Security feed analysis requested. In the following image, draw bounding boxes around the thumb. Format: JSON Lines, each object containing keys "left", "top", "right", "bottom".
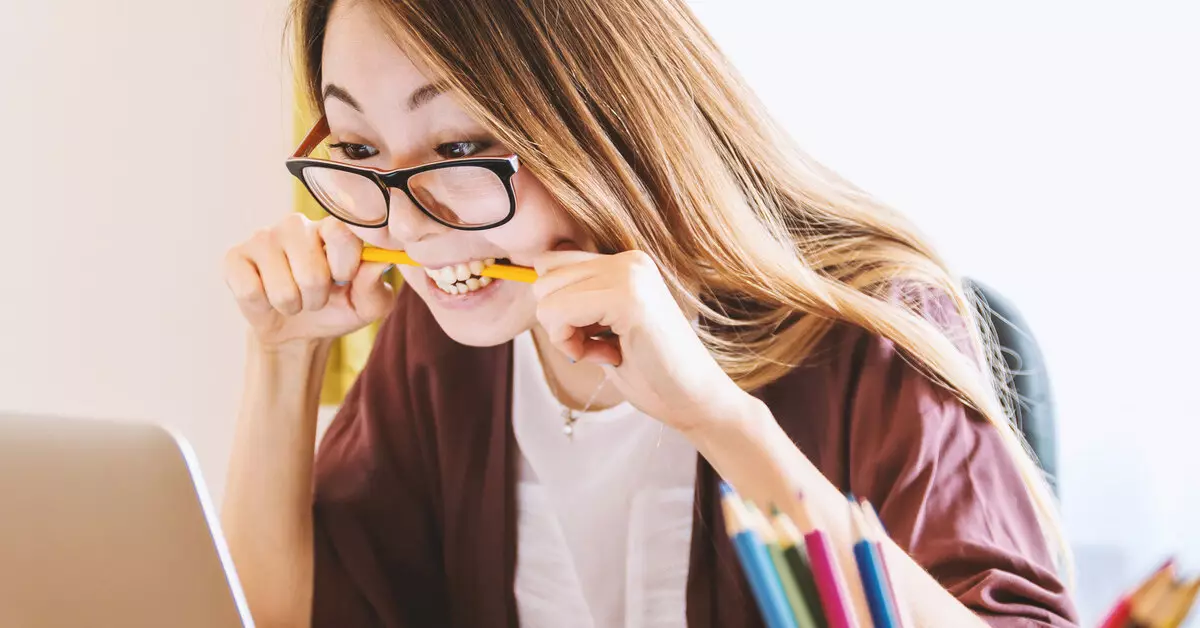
{"left": 348, "top": 262, "right": 396, "bottom": 320}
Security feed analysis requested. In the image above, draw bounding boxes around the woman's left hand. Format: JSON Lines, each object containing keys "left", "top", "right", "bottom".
{"left": 532, "top": 249, "right": 754, "bottom": 434}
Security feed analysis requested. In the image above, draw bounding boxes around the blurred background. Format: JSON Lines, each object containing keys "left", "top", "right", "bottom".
{"left": 1, "top": 0, "right": 1196, "bottom": 623}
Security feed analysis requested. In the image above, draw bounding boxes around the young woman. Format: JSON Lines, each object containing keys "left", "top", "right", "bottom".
{"left": 221, "top": 0, "right": 1077, "bottom": 626}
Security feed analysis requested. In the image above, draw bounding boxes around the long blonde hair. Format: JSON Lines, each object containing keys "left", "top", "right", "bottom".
{"left": 293, "top": 0, "right": 1066, "bottom": 563}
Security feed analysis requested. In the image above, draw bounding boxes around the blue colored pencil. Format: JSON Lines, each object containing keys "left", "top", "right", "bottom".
{"left": 719, "top": 483, "right": 798, "bottom": 628}
{"left": 850, "top": 502, "right": 901, "bottom": 628}
{"left": 859, "top": 500, "right": 909, "bottom": 627}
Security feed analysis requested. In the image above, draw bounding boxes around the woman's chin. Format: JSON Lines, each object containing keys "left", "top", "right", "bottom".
{"left": 413, "top": 277, "right": 534, "bottom": 347}
{"left": 440, "top": 324, "right": 525, "bottom": 347}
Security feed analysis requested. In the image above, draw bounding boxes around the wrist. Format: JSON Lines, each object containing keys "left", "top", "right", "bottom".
{"left": 677, "top": 387, "right": 769, "bottom": 450}
{"left": 244, "top": 332, "right": 333, "bottom": 403}
{"left": 680, "top": 390, "right": 803, "bottom": 508}
{"left": 247, "top": 331, "right": 334, "bottom": 360}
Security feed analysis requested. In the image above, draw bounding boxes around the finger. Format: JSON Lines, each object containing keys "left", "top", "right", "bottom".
{"left": 318, "top": 217, "right": 363, "bottom": 284}
{"left": 348, "top": 261, "right": 396, "bottom": 321}
{"left": 280, "top": 218, "right": 332, "bottom": 311}
{"left": 553, "top": 327, "right": 587, "bottom": 362}
{"left": 542, "top": 322, "right": 621, "bottom": 366}
{"left": 222, "top": 249, "right": 272, "bottom": 318}
{"left": 531, "top": 249, "right": 601, "bottom": 277}
{"left": 538, "top": 281, "right": 615, "bottom": 332}
{"left": 531, "top": 257, "right": 609, "bottom": 301}
{"left": 245, "top": 232, "right": 302, "bottom": 316}
{"left": 537, "top": 282, "right": 620, "bottom": 358}
{"left": 578, "top": 336, "right": 622, "bottom": 367}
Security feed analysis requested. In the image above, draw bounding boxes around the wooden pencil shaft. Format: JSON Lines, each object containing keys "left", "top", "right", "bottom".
{"left": 721, "top": 494, "right": 752, "bottom": 535}
{"left": 1131, "top": 568, "right": 1180, "bottom": 621}
{"left": 1162, "top": 578, "right": 1200, "bottom": 628}
{"left": 771, "top": 510, "right": 805, "bottom": 548}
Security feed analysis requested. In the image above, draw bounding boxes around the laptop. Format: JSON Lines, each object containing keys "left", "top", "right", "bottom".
{"left": 0, "top": 413, "right": 254, "bottom": 627}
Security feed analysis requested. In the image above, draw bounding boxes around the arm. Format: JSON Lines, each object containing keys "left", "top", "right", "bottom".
{"left": 682, "top": 330, "right": 1075, "bottom": 627}
{"left": 688, "top": 395, "right": 990, "bottom": 628}
{"left": 221, "top": 336, "right": 330, "bottom": 628}
{"left": 528, "top": 250, "right": 1075, "bottom": 627}
{"left": 219, "top": 213, "right": 395, "bottom": 628}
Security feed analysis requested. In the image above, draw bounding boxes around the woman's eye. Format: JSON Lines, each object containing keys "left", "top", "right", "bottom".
{"left": 328, "top": 142, "right": 379, "bottom": 160}
{"left": 436, "top": 141, "right": 490, "bottom": 159}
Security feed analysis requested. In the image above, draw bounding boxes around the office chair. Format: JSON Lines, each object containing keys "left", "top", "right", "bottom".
{"left": 964, "top": 279, "right": 1059, "bottom": 494}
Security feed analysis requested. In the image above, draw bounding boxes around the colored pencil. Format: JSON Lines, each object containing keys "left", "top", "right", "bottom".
{"left": 746, "top": 504, "right": 820, "bottom": 628}
{"left": 771, "top": 508, "right": 829, "bottom": 628}
{"left": 719, "top": 483, "right": 797, "bottom": 628}
{"left": 1098, "top": 558, "right": 1174, "bottom": 628}
{"left": 850, "top": 502, "right": 900, "bottom": 628}
{"left": 1096, "top": 595, "right": 1132, "bottom": 628}
{"left": 790, "top": 493, "right": 858, "bottom": 628}
{"left": 361, "top": 246, "right": 538, "bottom": 283}
{"left": 1127, "top": 560, "right": 1180, "bottom": 627}
{"left": 859, "top": 501, "right": 909, "bottom": 628}
{"left": 1159, "top": 577, "right": 1200, "bottom": 628}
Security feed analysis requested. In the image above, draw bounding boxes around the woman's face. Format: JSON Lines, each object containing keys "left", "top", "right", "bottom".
{"left": 321, "top": 0, "right": 589, "bottom": 346}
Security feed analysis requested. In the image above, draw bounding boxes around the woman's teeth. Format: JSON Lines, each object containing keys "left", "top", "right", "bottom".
{"left": 424, "top": 258, "right": 498, "bottom": 295}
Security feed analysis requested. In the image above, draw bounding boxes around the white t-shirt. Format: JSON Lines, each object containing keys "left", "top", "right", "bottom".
{"left": 511, "top": 331, "right": 698, "bottom": 628}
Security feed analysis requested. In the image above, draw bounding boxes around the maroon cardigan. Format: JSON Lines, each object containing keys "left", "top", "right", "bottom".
{"left": 310, "top": 288, "right": 1078, "bottom": 627}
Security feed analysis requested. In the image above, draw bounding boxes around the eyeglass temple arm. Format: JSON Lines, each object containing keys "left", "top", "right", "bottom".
{"left": 292, "top": 115, "right": 330, "bottom": 159}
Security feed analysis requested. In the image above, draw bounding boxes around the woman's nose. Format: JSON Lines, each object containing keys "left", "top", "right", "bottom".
{"left": 385, "top": 189, "right": 446, "bottom": 243}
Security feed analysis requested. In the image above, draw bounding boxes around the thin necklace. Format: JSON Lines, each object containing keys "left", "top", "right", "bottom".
{"left": 543, "top": 360, "right": 665, "bottom": 448}
{"left": 548, "top": 371, "right": 609, "bottom": 440}
{"left": 532, "top": 332, "right": 611, "bottom": 440}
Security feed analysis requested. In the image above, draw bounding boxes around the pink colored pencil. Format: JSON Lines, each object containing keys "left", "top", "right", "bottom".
{"left": 792, "top": 494, "right": 856, "bottom": 628}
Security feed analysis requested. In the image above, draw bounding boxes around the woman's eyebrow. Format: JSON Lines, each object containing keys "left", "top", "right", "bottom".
{"left": 321, "top": 81, "right": 449, "bottom": 113}
{"left": 322, "top": 83, "right": 362, "bottom": 112}
{"left": 405, "top": 81, "right": 448, "bottom": 110}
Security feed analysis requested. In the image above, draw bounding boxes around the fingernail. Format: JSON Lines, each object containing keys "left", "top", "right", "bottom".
{"left": 333, "top": 280, "right": 350, "bottom": 287}
{"left": 568, "top": 357, "right": 576, "bottom": 364}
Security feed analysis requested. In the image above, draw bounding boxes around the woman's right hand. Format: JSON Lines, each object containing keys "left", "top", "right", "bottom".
{"left": 223, "top": 214, "right": 396, "bottom": 348}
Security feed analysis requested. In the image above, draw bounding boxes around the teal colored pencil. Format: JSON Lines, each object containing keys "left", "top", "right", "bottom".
{"left": 719, "top": 483, "right": 797, "bottom": 628}
{"left": 747, "top": 504, "right": 820, "bottom": 628}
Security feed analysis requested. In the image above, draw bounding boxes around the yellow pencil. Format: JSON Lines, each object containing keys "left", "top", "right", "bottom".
{"left": 1129, "top": 564, "right": 1179, "bottom": 627}
{"left": 1161, "top": 577, "right": 1200, "bottom": 628}
{"left": 361, "top": 246, "right": 539, "bottom": 284}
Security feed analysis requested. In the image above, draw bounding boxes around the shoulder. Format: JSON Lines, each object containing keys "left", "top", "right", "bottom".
{"left": 757, "top": 284, "right": 986, "bottom": 482}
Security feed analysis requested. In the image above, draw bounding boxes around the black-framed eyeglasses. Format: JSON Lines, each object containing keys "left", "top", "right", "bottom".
{"left": 286, "top": 116, "right": 519, "bottom": 230}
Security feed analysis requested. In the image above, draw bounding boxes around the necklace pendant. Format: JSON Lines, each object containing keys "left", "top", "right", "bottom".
{"left": 562, "top": 408, "right": 576, "bottom": 440}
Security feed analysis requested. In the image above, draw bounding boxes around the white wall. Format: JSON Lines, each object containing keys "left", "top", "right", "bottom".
{"left": 0, "top": 0, "right": 293, "bottom": 500}
{"left": 2, "top": 0, "right": 1196, "bottom": 624}
{"left": 688, "top": 0, "right": 1200, "bottom": 621}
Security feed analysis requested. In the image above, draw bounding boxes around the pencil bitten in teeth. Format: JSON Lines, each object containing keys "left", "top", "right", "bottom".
{"left": 423, "top": 258, "right": 504, "bottom": 295}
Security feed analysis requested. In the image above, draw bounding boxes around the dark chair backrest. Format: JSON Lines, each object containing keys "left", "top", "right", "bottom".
{"left": 964, "top": 279, "right": 1059, "bottom": 493}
